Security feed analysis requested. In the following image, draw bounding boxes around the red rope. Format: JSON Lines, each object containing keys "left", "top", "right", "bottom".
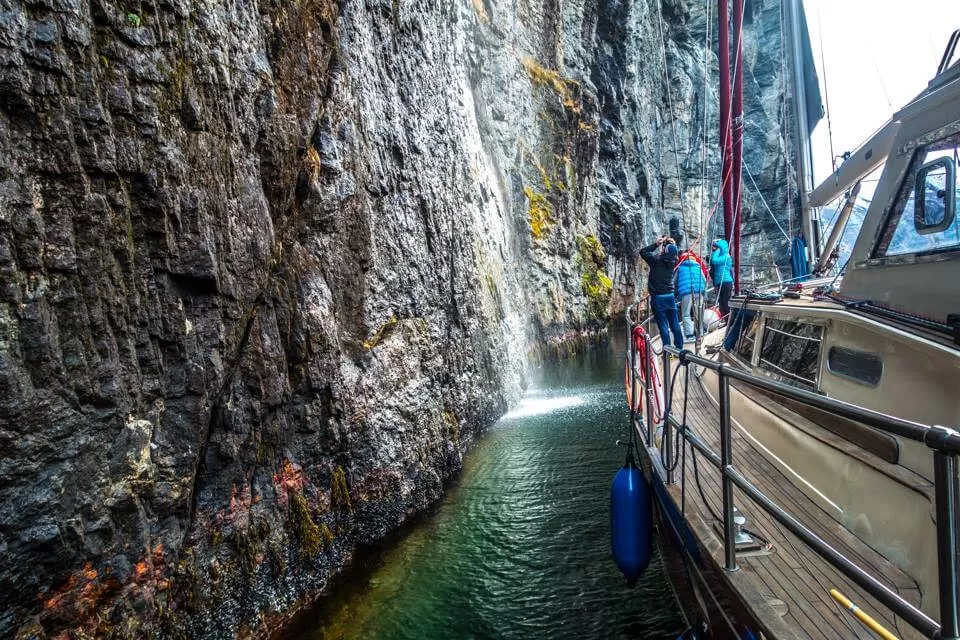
{"left": 626, "top": 325, "right": 663, "bottom": 424}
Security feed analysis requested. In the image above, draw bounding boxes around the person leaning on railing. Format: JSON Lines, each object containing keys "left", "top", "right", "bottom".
{"left": 640, "top": 236, "right": 684, "bottom": 350}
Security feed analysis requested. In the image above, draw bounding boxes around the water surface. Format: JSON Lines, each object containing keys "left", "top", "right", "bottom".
{"left": 288, "top": 329, "right": 683, "bottom": 639}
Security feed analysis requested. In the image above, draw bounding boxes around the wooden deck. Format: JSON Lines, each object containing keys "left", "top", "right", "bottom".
{"left": 653, "top": 350, "right": 926, "bottom": 640}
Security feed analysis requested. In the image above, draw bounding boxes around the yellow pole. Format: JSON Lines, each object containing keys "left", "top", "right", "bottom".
{"left": 829, "top": 588, "right": 900, "bottom": 640}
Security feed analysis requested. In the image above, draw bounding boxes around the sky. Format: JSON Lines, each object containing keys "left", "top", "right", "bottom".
{"left": 804, "top": 0, "right": 960, "bottom": 190}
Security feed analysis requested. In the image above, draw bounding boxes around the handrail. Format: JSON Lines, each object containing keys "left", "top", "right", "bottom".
{"left": 937, "top": 29, "right": 960, "bottom": 76}
{"left": 628, "top": 330, "right": 960, "bottom": 640}
{"left": 677, "top": 348, "right": 960, "bottom": 453}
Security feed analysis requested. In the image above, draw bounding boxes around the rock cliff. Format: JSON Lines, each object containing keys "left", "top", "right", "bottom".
{"left": 0, "top": 0, "right": 793, "bottom": 636}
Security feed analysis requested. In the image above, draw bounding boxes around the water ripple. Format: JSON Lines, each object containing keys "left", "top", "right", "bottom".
{"left": 288, "top": 338, "right": 683, "bottom": 640}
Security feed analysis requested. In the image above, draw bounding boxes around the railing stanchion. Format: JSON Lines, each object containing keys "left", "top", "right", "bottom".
{"left": 719, "top": 364, "right": 738, "bottom": 572}
{"left": 643, "top": 334, "right": 654, "bottom": 446}
{"left": 935, "top": 448, "right": 960, "bottom": 640}
{"left": 663, "top": 347, "right": 674, "bottom": 484}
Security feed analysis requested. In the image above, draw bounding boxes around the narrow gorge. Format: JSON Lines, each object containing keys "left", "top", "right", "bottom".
{"left": 0, "top": 0, "right": 796, "bottom": 636}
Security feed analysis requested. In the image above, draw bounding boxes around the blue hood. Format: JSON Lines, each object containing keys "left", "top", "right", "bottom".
{"left": 710, "top": 239, "right": 734, "bottom": 286}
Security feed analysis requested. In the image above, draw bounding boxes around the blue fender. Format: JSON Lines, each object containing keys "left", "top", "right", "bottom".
{"left": 610, "top": 453, "right": 652, "bottom": 587}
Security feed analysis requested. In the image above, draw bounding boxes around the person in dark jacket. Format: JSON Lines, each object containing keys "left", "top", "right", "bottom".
{"left": 710, "top": 238, "right": 735, "bottom": 318}
{"left": 674, "top": 250, "right": 707, "bottom": 341}
{"left": 640, "top": 237, "right": 684, "bottom": 350}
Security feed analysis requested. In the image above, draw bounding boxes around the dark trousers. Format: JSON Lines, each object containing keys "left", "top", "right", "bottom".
{"left": 652, "top": 293, "right": 684, "bottom": 350}
{"left": 717, "top": 282, "right": 733, "bottom": 318}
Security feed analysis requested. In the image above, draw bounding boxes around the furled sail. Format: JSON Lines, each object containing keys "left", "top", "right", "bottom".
{"left": 797, "top": 2, "right": 825, "bottom": 134}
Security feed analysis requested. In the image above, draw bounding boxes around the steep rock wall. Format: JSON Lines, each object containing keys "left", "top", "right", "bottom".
{"left": 0, "top": 0, "right": 608, "bottom": 636}
{"left": 0, "top": 0, "right": 791, "bottom": 637}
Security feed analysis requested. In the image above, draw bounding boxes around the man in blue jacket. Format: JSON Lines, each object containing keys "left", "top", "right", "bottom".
{"left": 675, "top": 250, "right": 706, "bottom": 342}
{"left": 710, "top": 238, "right": 735, "bottom": 318}
{"left": 640, "top": 236, "right": 684, "bottom": 350}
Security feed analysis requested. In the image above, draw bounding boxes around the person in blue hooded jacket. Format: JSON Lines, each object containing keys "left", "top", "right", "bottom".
{"left": 710, "top": 238, "right": 735, "bottom": 318}
{"left": 674, "top": 250, "right": 706, "bottom": 341}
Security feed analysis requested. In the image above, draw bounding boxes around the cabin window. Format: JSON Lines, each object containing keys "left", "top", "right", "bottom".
{"left": 733, "top": 310, "right": 759, "bottom": 362}
{"left": 874, "top": 131, "right": 960, "bottom": 258}
{"left": 758, "top": 319, "right": 823, "bottom": 388}
{"left": 827, "top": 346, "right": 883, "bottom": 387}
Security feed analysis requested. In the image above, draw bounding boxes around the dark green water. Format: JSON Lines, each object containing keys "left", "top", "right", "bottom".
{"left": 288, "top": 329, "right": 683, "bottom": 639}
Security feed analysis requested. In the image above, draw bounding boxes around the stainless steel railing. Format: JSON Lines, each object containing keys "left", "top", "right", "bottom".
{"left": 623, "top": 315, "right": 960, "bottom": 639}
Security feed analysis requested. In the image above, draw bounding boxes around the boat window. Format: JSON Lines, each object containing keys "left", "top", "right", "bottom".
{"left": 758, "top": 319, "right": 823, "bottom": 389}
{"left": 874, "top": 131, "right": 960, "bottom": 258}
{"left": 827, "top": 346, "right": 883, "bottom": 387}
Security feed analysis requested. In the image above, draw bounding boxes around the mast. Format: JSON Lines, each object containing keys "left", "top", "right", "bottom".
{"left": 718, "top": 0, "right": 734, "bottom": 268}
{"left": 731, "top": 0, "right": 744, "bottom": 293}
{"left": 784, "top": 0, "right": 817, "bottom": 268}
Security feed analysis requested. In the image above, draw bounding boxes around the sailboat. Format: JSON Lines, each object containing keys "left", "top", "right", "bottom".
{"left": 623, "top": 1, "right": 960, "bottom": 639}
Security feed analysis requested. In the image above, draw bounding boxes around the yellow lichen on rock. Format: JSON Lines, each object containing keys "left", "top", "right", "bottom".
{"left": 304, "top": 144, "right": 321, "bottom": 184}
{"left": 362, "top": 315, "right": 398, "bottom": 350}
{"left": 520, "top": 57, "right": 582, "bottom": 115}
{"left": 524, "top": 186, "right": 553, "bottom": 240}
{"left": 578, "top": 234, "right": 612, "bottom": 319}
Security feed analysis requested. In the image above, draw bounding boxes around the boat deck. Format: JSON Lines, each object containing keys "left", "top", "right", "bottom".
{"left": 650, "top": 344, "right": 925, "bottom": 640}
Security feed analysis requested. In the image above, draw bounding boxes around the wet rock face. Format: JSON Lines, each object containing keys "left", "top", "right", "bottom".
{"left": 0, "top": 0, "right": 787, "bottom": 636}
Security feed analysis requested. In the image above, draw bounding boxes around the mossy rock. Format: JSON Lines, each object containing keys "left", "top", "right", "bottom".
{"left": 577, "top": 234, "right": 605, "bottom": 269}
{"left": 578, "top": 234, "right": 612, "bottom": 319}
{"left": 443, "top": 408, "right": 460, "bottom": 441}
{"left": 330, "top": 466, "right": 352, "bottom": 513}
{"left": 289, "top": 492, "right": 322, "bottom": 557}
{"left": 319, "top": 522, "right": 335, "bottom": 547}
{"left": 233, "top": 517, "right": 271, "bottom": 574}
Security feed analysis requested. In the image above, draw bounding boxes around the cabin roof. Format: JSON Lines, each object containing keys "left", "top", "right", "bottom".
{"left": 731, "top": 285, "right": 958, "bottom": 352}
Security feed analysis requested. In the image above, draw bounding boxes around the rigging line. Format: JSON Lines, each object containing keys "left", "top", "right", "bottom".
{"left": 743, "top": 161, "right": 790, "bottom": 242}
{"left": 696, "top": 0, "right": 713, "bottom": 345}
{"left": 699, "top": 0, "right": 713, "bottom": 257}
{"left": 656, "top": 0, "right": 688, "bottom": 231}
{"left": 816, "top": 8, "right": 837, "bottom": 174}
{"left": 777, "top": 1, "right": 793, "bottom": 240}
{"left": 872, "top": 58, "right": 893, "bottom": 113}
